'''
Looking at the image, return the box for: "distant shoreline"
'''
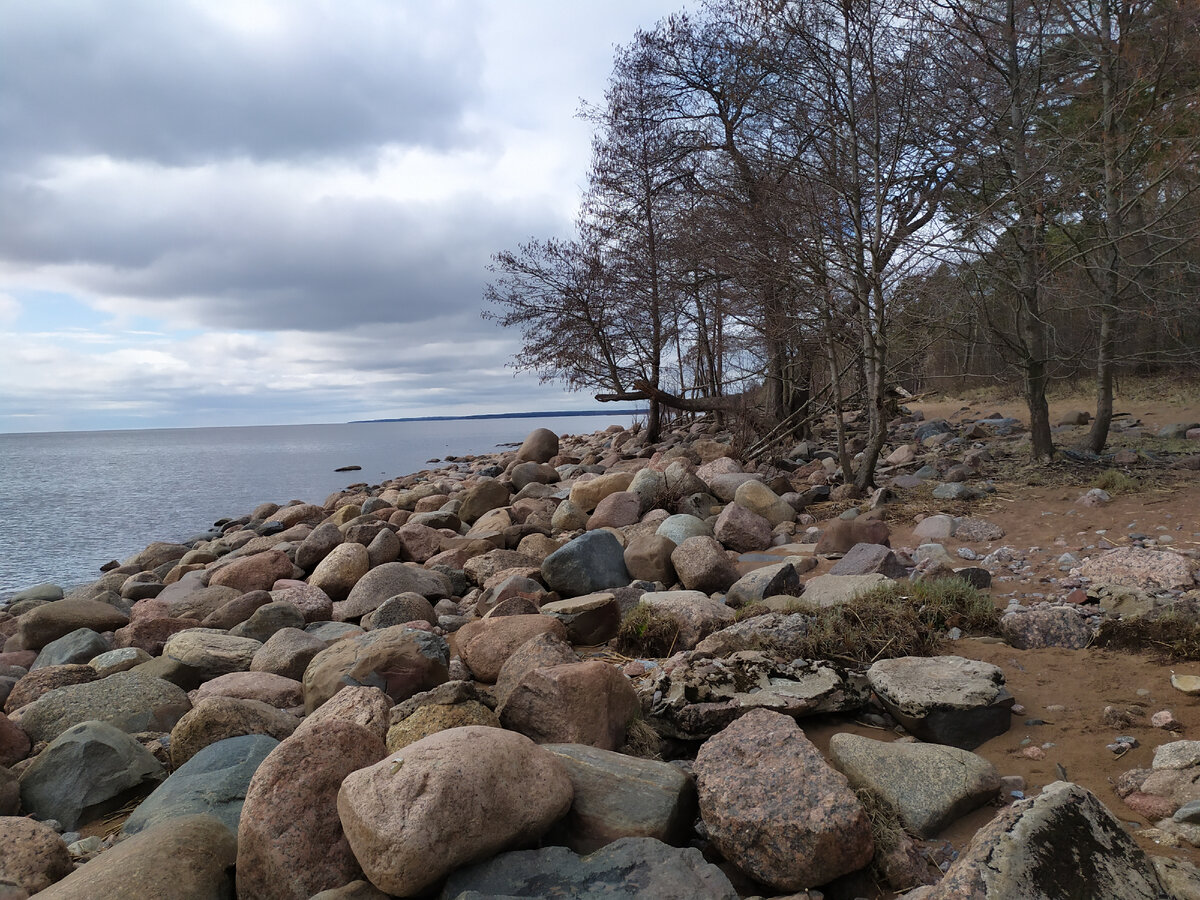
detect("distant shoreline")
[349,408,647,424]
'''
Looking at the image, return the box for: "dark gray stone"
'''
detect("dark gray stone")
[124,733,278,837]
[18,720,164,829]
[829,544,908,579]
[439,837,737,900]
[31,628,109,670]
[541,531,631,598]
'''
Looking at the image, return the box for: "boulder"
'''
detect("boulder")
[541,531,631,598]
[3,664,97,714]
[457,479,512,524]
[169,696,298,768]
[908,782,1165,900]
[670,536,738,595]
[249,628,327,682]
[8,671,191,743]
[1080,547,1195,591]
[237,719,387,900]
[623,533,677,585]
[88,647,152,678]
[337,726,573,896]
[31,628,109,670]
[724,562,803,608]
[336,563,451,620]
[694,709,873,890]
[270,582,334,623]
[16,599,128,651]
[494,632,580,707]
[639,591,736,650]
[569,472,635,513]
[124,733,278,837]
[1000,607,1095,650]
[228,601,306,643]
[34,814,236,900]
[162,629,262,679]
[360,592,436,630]
[829,732,1001,837]
[192,671,303,709]
[518,432,559,465]
[209,550,295,593]
[386,700,499,752]
[302,625,449,713]
[814,518,891,555]
[18,720,164,830]
[656,514,712,546]
[295,521,344,572]
[543,743,697,852]
[308,543,370,603]
[586,491,642,530]
[0,711,31,766]
[0,816,73,894]
[440,837,737,900]
[829,543,908,579]
[867,655,1014,750]
[293,685,392,744]
[796,573,893,608]
[498,661,640,750]
[713,503,773,553]
[540,593,621,645]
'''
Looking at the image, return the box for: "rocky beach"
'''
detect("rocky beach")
[2,396,1200,899]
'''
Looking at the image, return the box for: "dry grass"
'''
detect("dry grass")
[1093,609,1200,662]
[781,578,1000,666]
[1091,469,1141,494]
[615,603,681,658]
[619,715,664,760]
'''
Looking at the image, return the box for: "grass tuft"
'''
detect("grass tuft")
[1091,469,1140,493]
[1093,608,1200,661]
[783,578,999,665]
[619,714,664,760]
[615,603,681,658]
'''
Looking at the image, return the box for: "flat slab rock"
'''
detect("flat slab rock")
[867,656,1013,750]
[438,836,737,900]
[643,650,869,741]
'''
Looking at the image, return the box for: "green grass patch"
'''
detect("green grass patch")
[1091,469,1141,493]
[785,578,1000,665]
[615,603,681,657]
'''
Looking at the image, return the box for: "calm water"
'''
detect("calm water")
[0,414,638,597]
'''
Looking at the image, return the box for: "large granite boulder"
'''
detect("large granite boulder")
[455,615,568,683]
[169,696,299,768]
[639,591,735,651]
[694,709,873,890]
[8,671,191,743]
[0,816,73,894]
[541,531,632,598]
[302,625,449,713]
[16,599,129,651]
[237,719,387,900]
[906,782,1165,900]
[497,660,639,751]
[337,726,573,896]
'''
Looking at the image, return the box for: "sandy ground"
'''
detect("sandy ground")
[788,390,1200,897]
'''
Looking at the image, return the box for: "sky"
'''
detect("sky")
[0,0,690,433]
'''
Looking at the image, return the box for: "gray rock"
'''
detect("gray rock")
[295,521,344,572]
[724,562,800,608]
[1000,607,1095,650]
[655,514,713,546]
[361,592,437,630]
[542,743,697,852]
[540,593,621,645]
[541,531,631,598]
[829,544,908,579]
[439,837,737,900]
[797,573,893,608]
[829,732,1000,837]
[31,629,109,670]
[931,483,979,501]
[338,563,452,619]
[88,646,152,677]
[18,720,164,829]
[910,782,1165,899]
[645,651,869,741]
[229,601,306,643]
[867,656,1014,750]
[162,629,262,679]
[693,612,813,658]
[914,419,954,443]
[9,671,191,743]
[124,733,278,837]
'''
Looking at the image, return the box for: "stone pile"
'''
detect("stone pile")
[0,418,1199,899]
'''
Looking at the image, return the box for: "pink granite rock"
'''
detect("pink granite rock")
[337,726,573,896]
[586,492,642,531]
[455,615,568,683]
[0,711,31,766]
[270,582,334,623]
[694,708,874,890]
[192,671,303,709]
[209,550,295,593]
[237,719,387,900]
[670,536,738,595]
[497,660,639,750]
[713,504,773,553]
[0,816,73,893]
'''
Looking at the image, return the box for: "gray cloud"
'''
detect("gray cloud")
[0,0,479,166]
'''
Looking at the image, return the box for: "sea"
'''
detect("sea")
[0,413,642,598]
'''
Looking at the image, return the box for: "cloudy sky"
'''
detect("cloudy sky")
[0,0,688,433]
